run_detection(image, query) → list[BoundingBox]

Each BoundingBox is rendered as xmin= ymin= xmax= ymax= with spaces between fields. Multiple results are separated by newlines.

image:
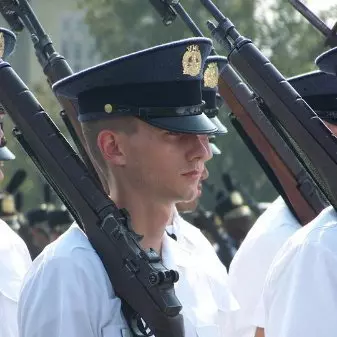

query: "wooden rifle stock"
xmin=202 ymin=0 xmax=336 ymax=210
xmin=149 ymin=0 xmax=325 ymax=223
xmin=218 ymin=75 xmax=317 ymax=224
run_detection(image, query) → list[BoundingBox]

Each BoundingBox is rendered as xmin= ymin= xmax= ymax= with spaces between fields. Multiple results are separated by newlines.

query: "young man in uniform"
xmin=0 ymin=28 xmax=32 ymax=337
xmin=18 ymin=38 xmax=238 ymax=337
xmin=227 ymin=196 xmax=301 ymax=337
xmin=167 ymin=55 xmax=237 ymax=270
xmin=226 ymin=69 xmax=337 ymax=337
xmin=171 ymin=55 xmax=227 ymax=217
xmin=260 ymin=55 xmax=337 ymax=337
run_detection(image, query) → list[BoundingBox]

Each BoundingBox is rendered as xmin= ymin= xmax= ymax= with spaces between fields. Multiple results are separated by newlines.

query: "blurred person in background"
xmin=258 ymin=61 xmax=337 ymax=337
xmin=226 ymin=69 xmax=337 ymax=337
xmin=0 ymin=28 xmax=32 ymax=337
xmin=167 ymin=56 xmax=238 ymax=270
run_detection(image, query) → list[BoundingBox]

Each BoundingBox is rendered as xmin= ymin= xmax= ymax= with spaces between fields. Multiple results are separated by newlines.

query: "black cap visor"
xmin=144 ymin=112 xmax=217 ymax=134
xmin=210 ymin=116 xmax=227 ymax=134
xmin=210 ymin=142 xmax=221 ymax=155
xmin=0 ymin=146 xmax=15 ymax=160
xmin=316 ymin=47 xmax=337 ymax=76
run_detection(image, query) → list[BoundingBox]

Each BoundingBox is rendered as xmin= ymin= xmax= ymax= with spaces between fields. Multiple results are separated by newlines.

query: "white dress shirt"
xmin=262 ymin=206 xmax=337 ymax=337
xmin=19 ymin=216 xmax=238 ymax=337
xmin=226 ymin=197 xmax=301 ymax=337
xmin=0 ymin=219 xmax=32 ymax=337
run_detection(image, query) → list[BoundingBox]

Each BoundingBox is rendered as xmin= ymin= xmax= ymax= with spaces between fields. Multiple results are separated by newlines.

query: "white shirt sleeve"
xmin=252 ymin=294 xmax=265 ymax=328
xmin=0 ymin=221 xmax=32 ymax=337
xmin=264 ymin=241 xmax=337 ymax=337
xmin=0 ymin=294 xmax=20 ymax=337
xmin=18 ymin=256 xmax=123 ymax=337
xmin=227 ymin=198 xmax=300 ymax=337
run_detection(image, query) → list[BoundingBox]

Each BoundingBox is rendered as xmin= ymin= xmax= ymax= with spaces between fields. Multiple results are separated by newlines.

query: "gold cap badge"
xmin=230 ymin=191 xmax=243 ymax=206
xmin=1 ymin=195 xmax=16 ymax=214
xmin=214 ymin=215 xmax=223 ymax=227
xmin=204 ymin=62 xmax=219 ymax=88
xmin=182 ymin=45 xmax=202 ymax=77
xmin=0 ymin=32 xmax=4 ymax=58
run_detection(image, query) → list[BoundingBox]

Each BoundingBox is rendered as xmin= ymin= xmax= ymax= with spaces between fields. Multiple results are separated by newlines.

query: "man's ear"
xmin=97 ymin=130 xmax=126 ymax=166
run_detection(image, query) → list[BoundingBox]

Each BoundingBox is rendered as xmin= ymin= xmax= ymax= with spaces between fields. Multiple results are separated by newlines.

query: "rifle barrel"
xmin=289 ymin=0 xmax=331 ymax=37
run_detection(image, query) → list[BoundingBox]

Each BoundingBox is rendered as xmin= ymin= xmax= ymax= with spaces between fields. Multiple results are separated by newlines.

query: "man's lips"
xmin=181 ymin=170 xmax=203 ymax=178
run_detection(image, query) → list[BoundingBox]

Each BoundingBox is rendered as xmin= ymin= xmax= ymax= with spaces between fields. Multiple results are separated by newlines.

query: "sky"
xmin=295 ymin=0 xmax=336 ymax=26
xmin=261 ymin=0 xmax=337 ymax=26
xmin=308 ymin=0 xmax=336 ymax=11
xmin=264 ymin=0 xmax=336 ymax=12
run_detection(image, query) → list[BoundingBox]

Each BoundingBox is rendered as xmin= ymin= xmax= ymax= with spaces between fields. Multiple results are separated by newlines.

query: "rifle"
xmin=200 ymin=0 xmax=337 ymax=211
xmin=149 ymin=0 xmax=177 ymax=26
xmin=288 ymin=0 xmax=337 ymax=48
xmin=149 ymin=0 xmax=329 ymax=225
xmin=0 ymin=58 xmax=184 ymax=337
xmin=288 ymin=0 xmax=337 ymax=76
xmin=5 ymin=169 xmax=26 ymax=195
xmin=0 ymin=0 xmax=108 ymax=192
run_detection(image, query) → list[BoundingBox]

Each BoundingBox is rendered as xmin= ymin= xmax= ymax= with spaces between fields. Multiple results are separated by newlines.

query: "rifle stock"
xmin=218 ymin=75 xmax=319 ymax=224
xmin=151 ymin=0 xmax=328 ymax=224
xmin=201 ymin=0 xmax=337 ymax=210
xmin=12 ymin=128 xmax=83 ymax=227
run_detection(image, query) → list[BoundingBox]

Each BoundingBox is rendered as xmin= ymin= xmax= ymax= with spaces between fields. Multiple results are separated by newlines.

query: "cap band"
xmin=79 ymin=103 xmax=205 ymax=122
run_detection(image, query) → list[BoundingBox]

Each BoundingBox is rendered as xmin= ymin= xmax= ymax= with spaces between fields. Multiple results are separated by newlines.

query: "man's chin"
xmin=173 ymin=183 xmax=201 ymax=203
xmin=176 ymin=198 xmax=199 ymax=213
xmin=184 ymin=186 xmax=201 ymax=202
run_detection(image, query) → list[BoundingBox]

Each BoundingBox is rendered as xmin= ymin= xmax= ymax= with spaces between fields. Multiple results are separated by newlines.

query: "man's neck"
xmin=110 ymin=185 xmax=173 ymax=253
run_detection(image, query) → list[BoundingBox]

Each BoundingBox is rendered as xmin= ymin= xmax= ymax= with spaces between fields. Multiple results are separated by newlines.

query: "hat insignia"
xmin=0 ymin=33 xmax=4 ymax=58
xmin=204 ymin=62 xmax=219 ymax=88
xmin=182 ymin=45 xmax=202 ymax=77
xmin=230 ymin=191 xmax=243 ymax=206
xmin=214 ymin=215 xmax=222 ymax=227
xmin=1 ymin=195 xmax=16 ymax=214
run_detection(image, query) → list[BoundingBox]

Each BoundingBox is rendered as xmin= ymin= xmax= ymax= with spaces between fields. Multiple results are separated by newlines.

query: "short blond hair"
xmin=81 ymin=116 xmax=138 ymax=177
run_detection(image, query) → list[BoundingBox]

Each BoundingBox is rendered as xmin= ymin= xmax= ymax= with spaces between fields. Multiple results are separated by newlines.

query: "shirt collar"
xmin=161 ymin=231 xmax=193 ymax=270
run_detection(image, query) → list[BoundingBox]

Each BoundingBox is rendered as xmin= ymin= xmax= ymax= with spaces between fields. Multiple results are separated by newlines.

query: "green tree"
xmin=77 ymin=0 xmax=261 ymax=60
xmin=258 ymin=0 xmax=337 ymax=76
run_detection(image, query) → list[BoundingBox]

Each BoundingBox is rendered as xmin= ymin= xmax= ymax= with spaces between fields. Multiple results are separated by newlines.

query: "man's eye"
xmin=166 ymin=131 xmax=182 ymax=136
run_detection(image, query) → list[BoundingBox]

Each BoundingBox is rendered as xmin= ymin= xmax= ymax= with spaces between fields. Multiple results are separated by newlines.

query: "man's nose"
xmin=187 ymin=134 xmax=213 ymax=162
